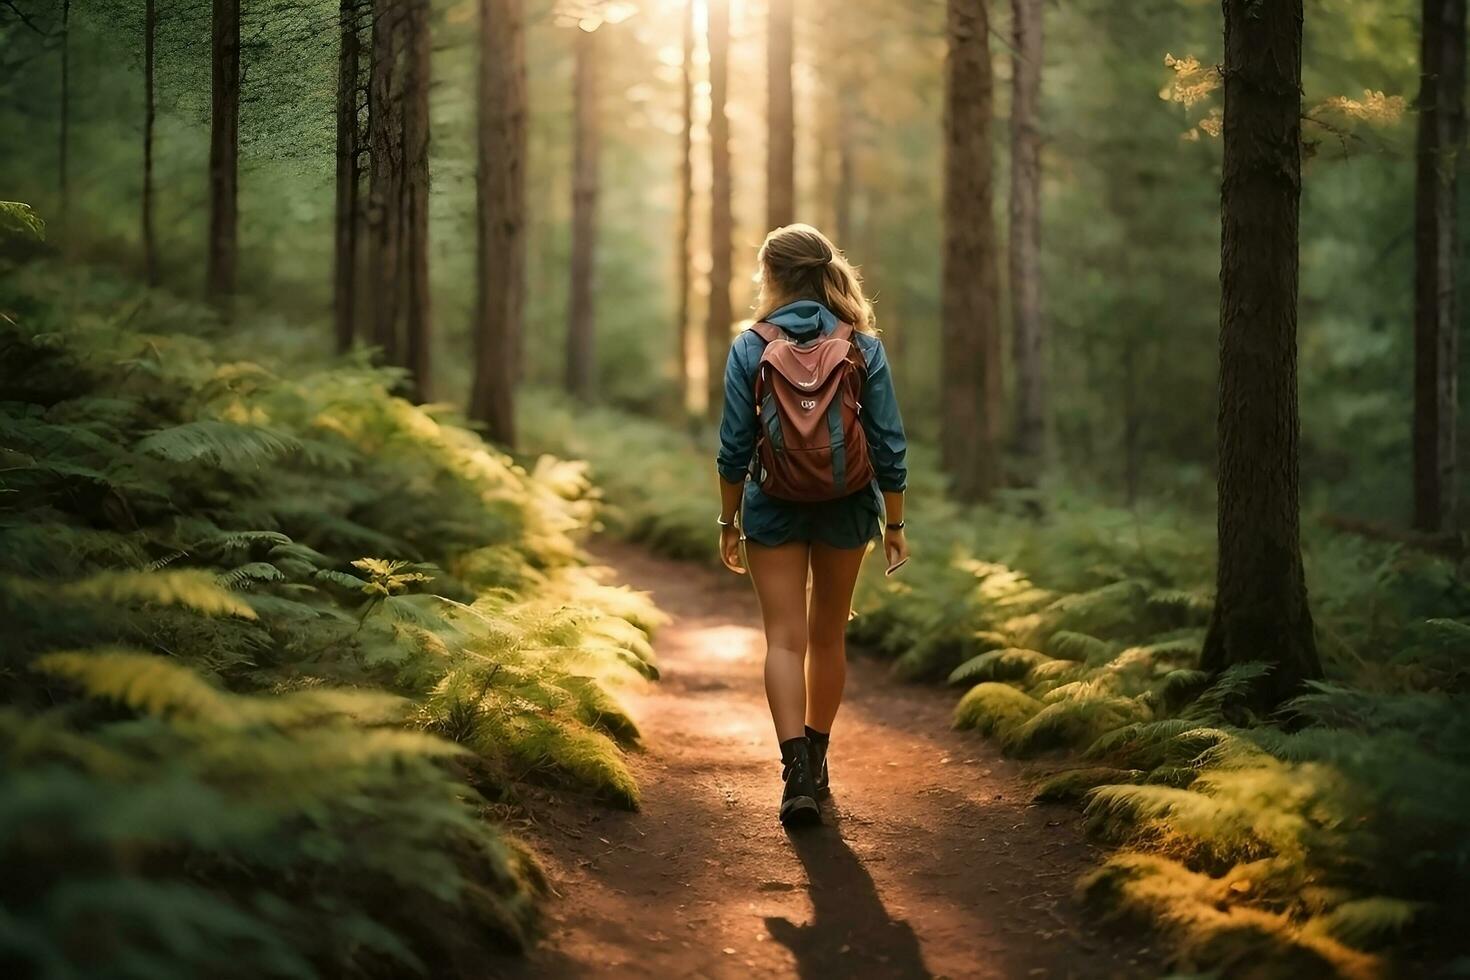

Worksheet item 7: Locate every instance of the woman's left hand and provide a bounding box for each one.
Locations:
[883,527,910,572]
[719,525,746,575]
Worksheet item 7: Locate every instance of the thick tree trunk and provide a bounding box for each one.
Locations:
[207,0,240,308]
[1008,0,1045,477]
[402,0,432,401]
[368,0,405,365]
[766,0,795,231]
[1202,0,1321,708]
[366,0,432,400]
[676,0,695,415]
[565,25,600,401]
[706,0,733,418]
[142,0,158,285]
[333,0,362,353]
[835,93,855,247]
[1412,0,1466,533]
[59,0,69,240]
[941,0,1003,502]
[469,0,526,447]
[207,0,240,310]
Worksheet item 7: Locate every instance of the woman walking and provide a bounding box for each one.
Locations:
[715,223,909,827]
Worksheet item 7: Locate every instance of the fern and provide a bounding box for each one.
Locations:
[59,570,258,619]
[36,649,408,728]
[137,421,301,468]
[948,647,1052,685]
[0,200,45,241]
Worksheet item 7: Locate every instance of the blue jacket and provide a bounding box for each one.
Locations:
[716,300,908,493]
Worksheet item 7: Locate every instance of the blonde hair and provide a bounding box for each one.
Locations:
[753,223,875,333]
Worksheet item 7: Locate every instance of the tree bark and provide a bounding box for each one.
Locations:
[1008,0,1045,477]
[676,0,695,415]
[1202,0,1322,708]
[469,0,526,447]
[368,0,402,365]
[706,0,733,418]
[59,0,70,241]
[366,0,432,400]
[207,0,240,311]
[835,91,855,247]
[766,0,795,231]
[333,0,362,353]
[402,0,432,401]
[565,24,600,401]
[941,0,1003,502]
[142,0,158,285]
[1412,0,1466,533]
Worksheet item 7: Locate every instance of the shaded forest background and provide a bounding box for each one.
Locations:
[0,0,1443,521]
[6,0,1470,976]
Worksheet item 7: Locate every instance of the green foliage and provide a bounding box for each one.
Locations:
[534,397,1470,975]
[0,265,663,976]
[0,201,45,241]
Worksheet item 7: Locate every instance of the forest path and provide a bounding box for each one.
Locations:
[500,540,1159,979]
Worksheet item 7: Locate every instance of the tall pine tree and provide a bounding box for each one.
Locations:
[1202,0,1322,707]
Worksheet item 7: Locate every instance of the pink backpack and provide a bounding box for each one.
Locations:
[748,321,874,502]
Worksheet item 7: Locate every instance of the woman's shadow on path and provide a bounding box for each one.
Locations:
[764,808,932,980]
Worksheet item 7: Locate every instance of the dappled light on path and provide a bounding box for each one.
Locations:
[501,541,1160,979]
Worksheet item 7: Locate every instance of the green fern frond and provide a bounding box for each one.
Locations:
[953,682,1042,737]
[0,200,45,241]
[1033,766,1145,804]
[136,421,300,468]
[218,562,286,589]
[194,530,294,557]
[61,570,257,619]
[1047,630,1120,663]
[1301,897,1423,948]
[948,647,1052,685]
[35,650,406,728]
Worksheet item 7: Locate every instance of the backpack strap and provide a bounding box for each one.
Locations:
[748,321,784,345]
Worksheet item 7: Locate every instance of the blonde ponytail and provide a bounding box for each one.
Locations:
[753,223,875,333]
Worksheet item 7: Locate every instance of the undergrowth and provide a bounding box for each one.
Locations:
[0,264,663,977]
[524,395,1470,979]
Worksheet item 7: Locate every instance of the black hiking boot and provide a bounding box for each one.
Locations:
[805,725,830,797]
[778,737,822,827]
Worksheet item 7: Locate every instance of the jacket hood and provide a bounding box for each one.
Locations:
[764,300,837,341]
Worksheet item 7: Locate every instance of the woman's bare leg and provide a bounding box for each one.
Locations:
[746,540,812,742]
[805,542,869,733]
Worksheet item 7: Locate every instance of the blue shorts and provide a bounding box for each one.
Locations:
[741,480,883,550]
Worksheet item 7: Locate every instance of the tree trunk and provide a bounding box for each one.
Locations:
[565,25,600,401]
[1122,338,1140,506]
[366,0,432,400]
[1412,0,1466,533]
[59,0,69,241]
[207,0,240,311]
[142,0,158,285]
[676,0,695,415]
[469,0,526,447]
[941,0,1003,502]
[706,0,733,418]
[333,0,362,353]
[1008,0,1045,478]
[402,0,432,401]
[368,0,405,365]
[1202,0,1321,708]
[835,92,855,246]
[766,0,795,231]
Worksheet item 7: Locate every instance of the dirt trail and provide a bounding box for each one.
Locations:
[501,541,1159,979]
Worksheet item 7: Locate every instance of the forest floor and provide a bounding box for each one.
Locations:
[496,540,1164,979]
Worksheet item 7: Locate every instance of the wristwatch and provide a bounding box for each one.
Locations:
[717,516,736,528]
[886,521,906,531]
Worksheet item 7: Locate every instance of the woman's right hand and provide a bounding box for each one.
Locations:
[719,525,746,575]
